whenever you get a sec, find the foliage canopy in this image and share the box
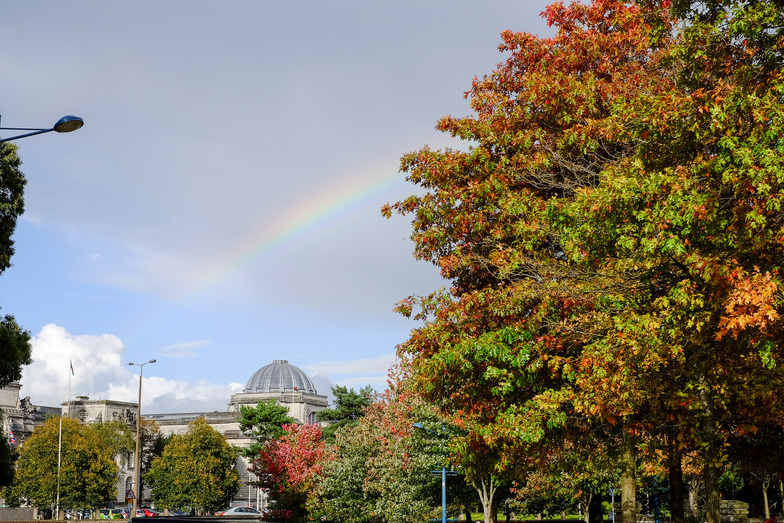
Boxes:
[385,1,784,522]
[4,417,118,509]
[146,417,240,514]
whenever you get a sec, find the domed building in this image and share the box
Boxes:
[228,360,328,424]
[147,360,328,508]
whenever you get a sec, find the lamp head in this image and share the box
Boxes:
[53,115,84,133]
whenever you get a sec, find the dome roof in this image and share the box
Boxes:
[244,360,317,394]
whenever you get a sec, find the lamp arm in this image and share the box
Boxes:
[0,128,54,143]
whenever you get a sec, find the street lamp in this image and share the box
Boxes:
[413,423,457,523]
[0,114,84,143]
[129,359,156,515]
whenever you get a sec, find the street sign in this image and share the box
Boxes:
[125,489,136,501]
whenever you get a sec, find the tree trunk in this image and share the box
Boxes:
[669,447,685,523]
[621,429,637,523]
[704,465,721,523]
[780,480,783,510]
[700,378,721,523]
[588,492,605,523]
[763,478,771,520]
[474,476,498,523]
[688,481,700,519]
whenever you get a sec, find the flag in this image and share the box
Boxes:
[8,428,15,446]
[70,359,74,376]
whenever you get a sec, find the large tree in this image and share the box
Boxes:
[386,2,784,523]
[145,417,240,515]
[4,417,118,510]
[385,1,675,521]
[0,142,32,390]
[0,141,32,488]
[561,1,784,520]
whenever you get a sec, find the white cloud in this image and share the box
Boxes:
[19,326,397,416]
[20,324,242,414]
[160,339,211,359]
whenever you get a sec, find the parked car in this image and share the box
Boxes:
[217,506,261,516]
[99,509,124,520]
[139,508,159,517]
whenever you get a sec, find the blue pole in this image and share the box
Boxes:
[654,476,660,523]
[442,467,447,523]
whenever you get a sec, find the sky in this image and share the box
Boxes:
[1,1,553,414]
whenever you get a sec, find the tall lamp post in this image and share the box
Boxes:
[129,359,156,515]
[0,115,84,143]
[413,423,457,523]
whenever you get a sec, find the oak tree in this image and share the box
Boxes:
[387,2,784,523]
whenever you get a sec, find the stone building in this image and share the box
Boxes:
[1,359,329,509]
[1,382,60,448]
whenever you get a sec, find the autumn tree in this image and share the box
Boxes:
[316,385,374,440]
[5,417,118,510]
[249,423,325,523]
[563,1,784,520]
[145,417,240,514]
[388,2,784,523]
[385,1,678,521]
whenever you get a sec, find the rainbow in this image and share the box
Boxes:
[193,165,407,300]
[130,161,412,344]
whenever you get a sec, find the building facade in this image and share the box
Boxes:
[1,360,329,509]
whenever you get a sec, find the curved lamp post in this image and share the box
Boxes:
[129,359,156,515]
[0,115,84,143]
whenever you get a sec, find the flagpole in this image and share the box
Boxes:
[56,415,62,518]
[56,360,73,520]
